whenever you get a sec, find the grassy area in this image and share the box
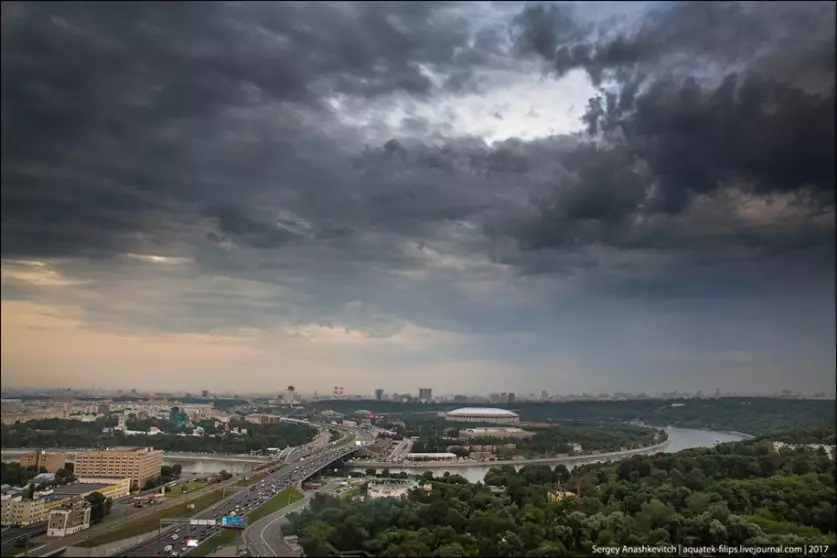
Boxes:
[77,489,227,548]
[1,547,25,557]
[246,487,304,524]
[185,528,239,557]
[169,481,206,497]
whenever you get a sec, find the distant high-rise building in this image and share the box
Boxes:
[714,387,721,399]
[541,390,549,401]
[19,451,66,473]
[507,392,515,403]
[333,386,344,398]
[500,392,508,403]
[287,385,296,404]
[374,389,384,401]
[489,393,501,404]
[419,388,432,402]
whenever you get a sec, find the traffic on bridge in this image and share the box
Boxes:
[121,429,371,557]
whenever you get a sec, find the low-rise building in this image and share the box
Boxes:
[405,453,458,462]
[1,495,47,526]
[55,478,131,503]
[31,473,56,486]
[547,489,577,503]
[458,427,533,441]
[367,483,409,499]
[47,499,91,537]
[244,413,282,425]
[0,404,68,425]
[19,451,68,473]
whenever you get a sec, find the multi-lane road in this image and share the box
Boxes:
[0,523,47,550]
[243,480,344,558]
[121,428,373,557]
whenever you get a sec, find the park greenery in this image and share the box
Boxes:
[0,417,316,453]
[285,429,835,556]
[314,397,834,437]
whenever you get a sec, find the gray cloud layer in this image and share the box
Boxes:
[2,1,834,392]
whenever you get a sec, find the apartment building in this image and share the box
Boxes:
[19,451,68,473]
[244,413,282,425]
[47,500,91,537]
[458,427,534,441]
[0,404,68,425]
[1,495,46,526]
[74,447,163,491]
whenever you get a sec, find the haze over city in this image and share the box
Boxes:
[1,1,834,396]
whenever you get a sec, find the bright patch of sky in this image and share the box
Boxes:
[329,68,597,143]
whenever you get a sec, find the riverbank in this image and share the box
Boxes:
[633,421,756,440]
[347,427,753,483]
[349,438,672,469]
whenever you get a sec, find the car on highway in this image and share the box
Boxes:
[121,435,364,557]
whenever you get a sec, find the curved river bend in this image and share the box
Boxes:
[346,426,752,483]
[0,427,750,482]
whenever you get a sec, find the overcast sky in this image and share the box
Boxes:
[2,1,834,396]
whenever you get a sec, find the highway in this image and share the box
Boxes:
[243,480,344,558]
[0,523,47,549]
[23,473,256,558]
[120,428,373,557]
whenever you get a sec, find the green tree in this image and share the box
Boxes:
[85,491,110,524]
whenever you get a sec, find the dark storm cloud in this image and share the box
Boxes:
[503,1,835,267]
[513,72,835,251]
[204,205,301,249]
[513,1,836,90]
[1,0,502,258]
[1,0,834,323]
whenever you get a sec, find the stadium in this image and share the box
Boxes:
[444,407,520,424]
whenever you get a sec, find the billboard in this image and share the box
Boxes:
[186,540,199,548]
[220,515,248,530]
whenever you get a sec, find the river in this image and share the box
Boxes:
[0,427,750,481]
[344,426,752,483]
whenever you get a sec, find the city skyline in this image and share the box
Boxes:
[2,2,834,395]
[2,383,833,402]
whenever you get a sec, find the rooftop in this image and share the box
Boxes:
[446,407,519,417]
[52,483,111,496]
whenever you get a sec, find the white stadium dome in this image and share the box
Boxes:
[445,407,520,424]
